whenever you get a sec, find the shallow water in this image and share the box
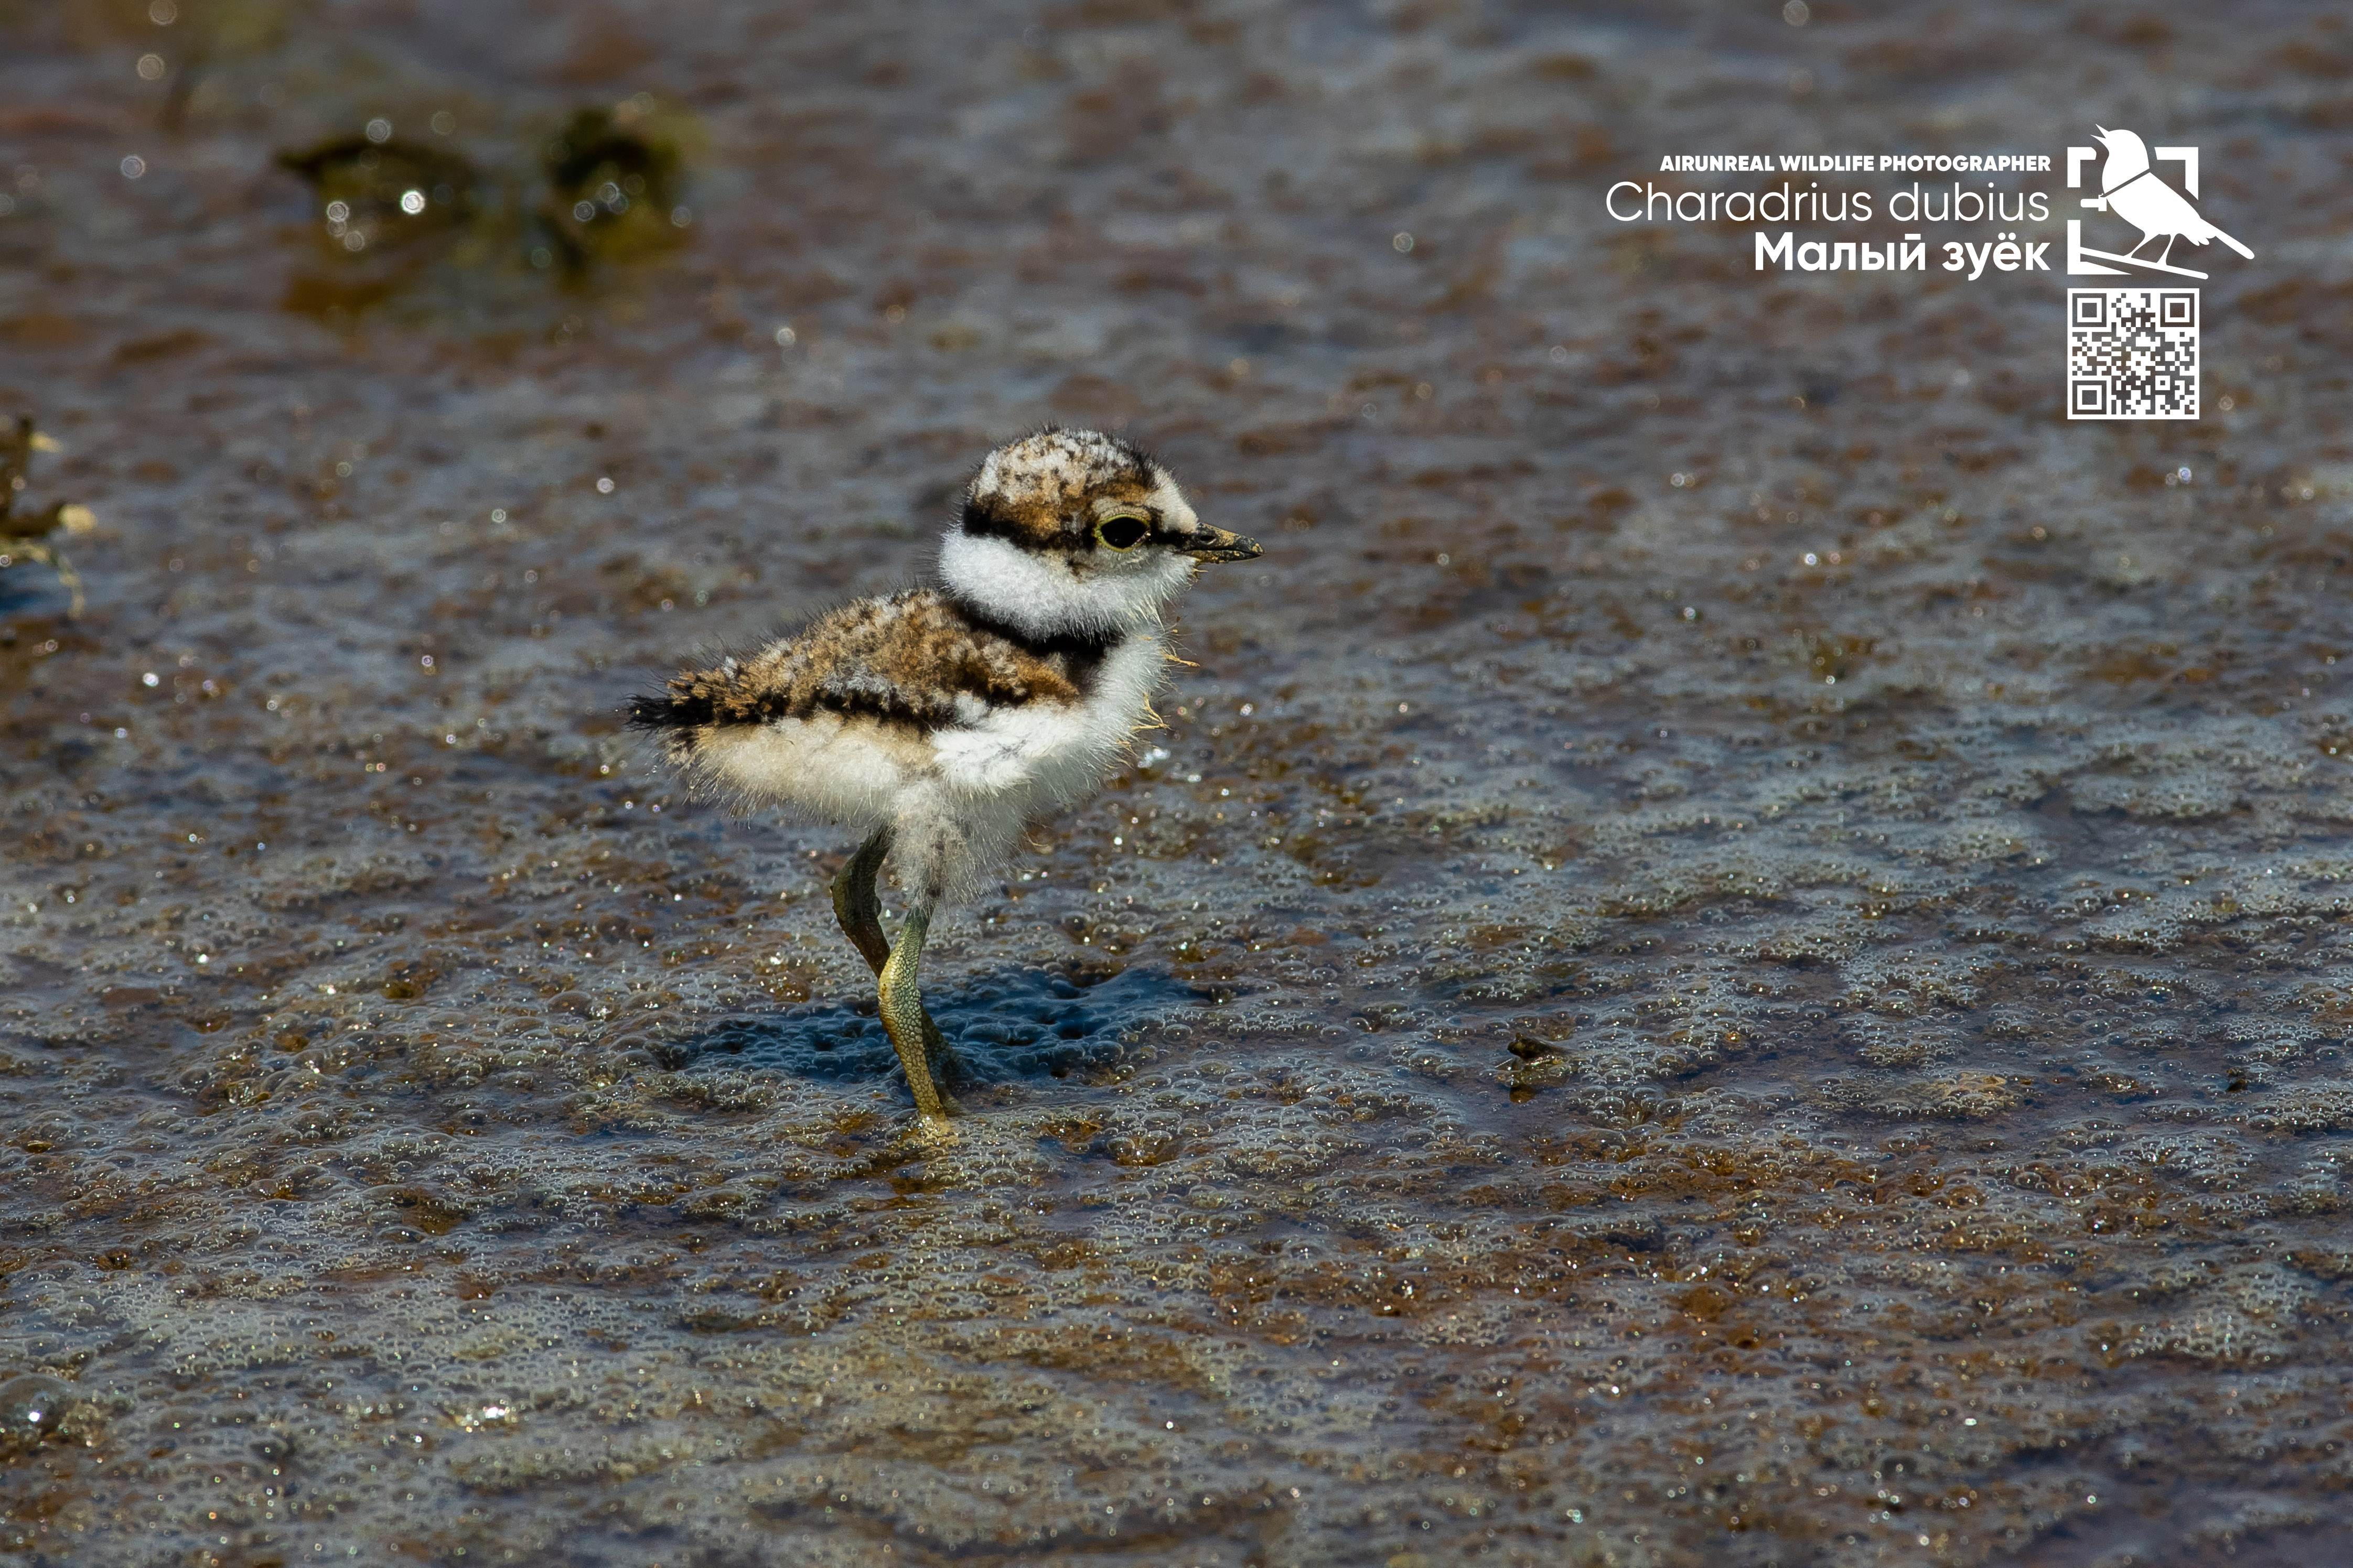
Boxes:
[3,2,2351,1564]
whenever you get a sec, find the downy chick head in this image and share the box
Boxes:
[939,427,1260,640]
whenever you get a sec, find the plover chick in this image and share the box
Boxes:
[628,428,1262,1132]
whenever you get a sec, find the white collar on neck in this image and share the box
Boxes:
[937,529,1192,641]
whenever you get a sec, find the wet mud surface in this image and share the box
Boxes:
[4,2,2352,1564]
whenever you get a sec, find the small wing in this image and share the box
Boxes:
[790,593,1087,726]
[629,591,1085,737]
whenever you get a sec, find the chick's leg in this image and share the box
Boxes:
[52,548,83,620]
[835,828,956,1084]
[831,827,895,975]
[879,895,955,1126]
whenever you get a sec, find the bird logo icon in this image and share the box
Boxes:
[2069,127,2252,279]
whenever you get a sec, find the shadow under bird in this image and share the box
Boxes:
[628,429,1262,1134]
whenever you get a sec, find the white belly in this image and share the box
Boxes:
[692,633,1166,899]
[692,709,929,828]
[927,632,1166,813]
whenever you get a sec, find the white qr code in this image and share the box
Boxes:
[2068,288,2198,420]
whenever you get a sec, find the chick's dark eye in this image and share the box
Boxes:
[1096,515,1149,550]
